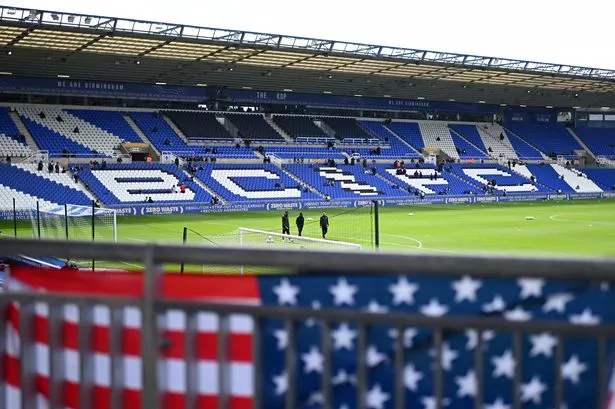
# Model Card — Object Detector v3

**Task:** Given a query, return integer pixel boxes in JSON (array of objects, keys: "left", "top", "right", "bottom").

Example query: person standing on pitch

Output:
[
  {"left": 320, "top": 211, "right": 329, "bottom": 239},
  {"left": 296, "top": 212, "right": 305, "bottom": 236},
  {"left": 282, "top": 211, "right": 290, "bottom": 239}
]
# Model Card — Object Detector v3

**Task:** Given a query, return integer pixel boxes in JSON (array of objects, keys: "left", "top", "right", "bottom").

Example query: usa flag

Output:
[
  {"left": 3, "top": 266, "right": 259, "bottom": 409},
  {"left": 257, "top": 274, "right": 615, "bottom": 409}
]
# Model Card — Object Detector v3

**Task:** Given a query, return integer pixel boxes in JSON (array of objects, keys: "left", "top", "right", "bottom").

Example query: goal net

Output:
[
  {"left": 181, "top": 226, "right": 361, "bottom": 274},
  {"left": 29, "top": 203, "right": 117, "bottom": 242}
]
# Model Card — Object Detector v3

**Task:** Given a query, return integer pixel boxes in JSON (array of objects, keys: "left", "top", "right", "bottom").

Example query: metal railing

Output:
[{"left": 1, "top": 237, "right": 615, "bottom": 409}]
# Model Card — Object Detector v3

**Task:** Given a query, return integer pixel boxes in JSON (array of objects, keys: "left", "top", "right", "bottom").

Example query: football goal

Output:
[{"left": 29, "top": 203, "right": 117, "bottom": 242}]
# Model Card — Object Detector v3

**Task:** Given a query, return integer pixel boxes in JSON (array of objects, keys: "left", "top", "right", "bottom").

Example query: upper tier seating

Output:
[
  {"left": 272, "top": 116, "right": 328, "bottom": 139},
  {"left": 0, "top": 163, "right": 91, "bottom": 210},
  {"left": 449, "top": 133, "right": 489, "bottom": 159},
  {"left": 386, "top": 122, "right": 425, "bottom": 152},
  {"left": 448, "top": 124, "right": 488, "bottom": 153},
  {"left": 284, "top": 164, "right": 392, "bottom": 199},
  {"left": 376, "top": 164, "right": 479, "bottom": 195},
  {"left": 573, "top": 127, "right": 615, "bottom": 158},
  {"left": 67, "top": 110, "right": 142, "bottom": 143},
  {"left": 0, "top": 107, "right": 30, "bottom": 157},
  {"left": 192, "top": 163, "right": 322, "bottom": 202},
  {"left": 506, "top": 123, "right": 582, "bottom": 158},
  {"left": 417, "top": 121, "right": 459, "bottom": 159},
  {"left": 225, "top": 114, "right": 283, "bottom": 141},
  {"left": 359, "top": 121, "right": 421, "bottom": 159},
  {"left": 76, "top": 163, "right": 212, "bottom": 204},
  {"left": 476, "top": 123, "right": 520, "bottom": 160},
  {"left": 163, "top": 111, "right": 232, "bottom": 140},
  {"left": 580, "top": 168, "right": 615, "bottom": 191},
  {"left": 129, "top": 112, "right": 202, "bottom": 156},
  {"left": 16, "top": 106, "right": 133, "bottom": 156},
  {"left": 322, "top": 117, "right": 374, "bottom": 141}
]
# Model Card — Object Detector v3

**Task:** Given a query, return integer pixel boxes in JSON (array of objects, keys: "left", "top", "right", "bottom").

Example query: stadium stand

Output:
[
  {"left": 377, "top": 164, "right": 480, "bottom": 195},
  {"left": 581, "top": 168, "right": 615, "bottom": 191},
  {"left": 129, "top": 112, "right": 201, "bottom": 156},
  {"left": 448, "top": 124, "right": 489, "bottom": 153},
  {"left": 0, "top": 107, "right": 31, "bottom": 157},
  {"left": 15, "top": 106, "right": 129, "bottom": 156},
  {"left": 573, "top": 127, "right": 615, "bottom": 158},
  {"left": 0, "top": 163, "right": 91, "bottom": 209},
  {"left": 284, "top": 164, "right": 391, "bottom": 198},
  {"left": 359, "top": 121, "right": 421, "bottom": 159},
  {"left": 417, "top": 121, "right": 460, "bottom": 159},
  {"left": 449, "top": 132, "right": 489, "bottom": 159},
  {"left": 192, "top": 163, "right": 322, "bottom": 201},
  {"left": 75, "top": 163, "right": 212, "bottom": 204},
  {"left": 475, "top": 123, "right": 519, "bottom": 160},
  {"left": 272, "top": 115, "right": 329, "bottom": 139},
  {"left": 386, "top": 122, "right": 425, "bottom": 152},
  {"left": 162, "top": 111, "right": 233, "bottom": 140},
  {"left": 265, "top": 146, "right": 345, "bottom": 160},
  {"left": 451, "top": 163, "right": 545, "bottom": 193},
  {"left": 66, "top": 109, "right": 142, "bottom": 143},
  {"left": 505, "top": 123, "right": 583, "bottom": 158},
  {"left": 322, "top": 117, "right": 375, "bottom": 141},
  {"left": 225, "top": 113, "right": 284, "bottom": 141},
  {"left": 524, "top": 164, "right": 588, "bottom": 193}
]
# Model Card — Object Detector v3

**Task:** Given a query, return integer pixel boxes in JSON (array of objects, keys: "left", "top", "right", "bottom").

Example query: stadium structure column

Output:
[
  {"left": 180, "top": 226, "right": 188, "bottom": 274},
  {"left": 91, "top": 200, "right": 95, "bottom": 271},
  {"left": 36, "top": 201, "right": 41, "bottom": 239},
  {"left": 64, "top": 203, "right": 69, "bottom": 241},
  {"left": 12, "top": 197, "right": 17, "bottom": 237}
]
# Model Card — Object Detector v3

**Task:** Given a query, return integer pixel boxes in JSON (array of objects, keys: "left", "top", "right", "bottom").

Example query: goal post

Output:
[{"left": 29, "top": 202, "right": 117, "bottom": 242}]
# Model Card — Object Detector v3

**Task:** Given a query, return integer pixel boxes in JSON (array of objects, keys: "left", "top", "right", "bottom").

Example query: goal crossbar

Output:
[{"left": 238, "top": 227, "right": 362, "bottom": 250}]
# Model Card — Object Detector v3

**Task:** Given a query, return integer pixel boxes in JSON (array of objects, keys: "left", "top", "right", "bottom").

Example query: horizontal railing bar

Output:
[
  {"left": 0, "top": 292, "right": 142, "bottom": 307},
  {"left": 154, "top": 299, "right": 615, "bottom": 336},
  {"left": 2, "top": 237, "right": 615, "bottom": 281}
]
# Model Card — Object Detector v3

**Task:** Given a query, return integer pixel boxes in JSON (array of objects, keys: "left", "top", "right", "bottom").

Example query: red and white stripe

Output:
[{"left": 3, "top": 266, "right": 261, "bottom": 409}]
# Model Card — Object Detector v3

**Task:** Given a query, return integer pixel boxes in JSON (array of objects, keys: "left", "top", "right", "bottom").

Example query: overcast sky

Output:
[{"left": 9, "top": 0, "right": 615, "bottom": 70}]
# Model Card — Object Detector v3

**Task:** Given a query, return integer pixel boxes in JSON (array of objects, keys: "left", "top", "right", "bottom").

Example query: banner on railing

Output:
[{"left": 0, "top": 192, "right": 611, "bottom": 220}]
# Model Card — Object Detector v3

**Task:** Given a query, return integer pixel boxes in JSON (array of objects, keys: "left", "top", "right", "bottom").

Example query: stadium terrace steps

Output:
[
  {"left": 359, "top": 121, "right": 422, "bottom": 159},
  {"left": 567, "top": 127, "right": 601, "bottom": 159},
  {"left": 18, "top": 115, "right": 96, "bottom": 157},
  {"left": 122, "top": 114, "right": 158, "bottom": 154},
  {"left": 386, "top": 122, "right": 425, "bottom": 152},
  {"left": 448, "top": 124, "right": 488, "bottom": 153},
  {"left": 162, "top": 111, "right": 233, "bottom": 141},
  {"left": 509, "top": 164, "right": 554, "bottom": 192},
  {"left": 447, "top": 126, "right": 489, "bottom": 159},
  {"left": 0, "top": 108, "right": 34, "bottom": 156},
  {"left": 14, "top": 163, "right": 96, "bottom": 200},
  {"left": 0, "top": 163, "right": 92, "bottom": 208},
  {"left": 225, "top": 113, "right": 284, "bottom": 141},
  {"left": 321, "top": 117, "right": 374, "bottom": 141},
  {"left": 275, "top": 165, "right": 326, "bottom": 198},
  {"left": 271, "top": 115, "right": 329, "bottom": 139},
  {"left": 476, "top": 123, "right": 519, "bottom": 160},
  {"left": 67, "top": 110, "right": 142, "bottom": 144},
  {"left": 15, "top": 107, "right": 126, "bottom": 156},
  {"left": 551, "top": 164, "right": 602, "bottom": 193},
  {"left": 189, "top": 174, "right": 226, "bottom": 204},
  {"left": 0, "top": 184, "right": 56, "bottom": 211},
  {"left": 580, "top": 168, "right": 615, "bottom": 191},
  {"left": 524, "top": 164, "right": 577, "bottom": 193},
  {"left": 161, "top": 114, "right": 190, "bottom": 144},
  {"left": 416, "top": 121, "right": 459, "bottom": 159},
  {"left": 129, "top": 112, "right": 202, "bottom": 157}
]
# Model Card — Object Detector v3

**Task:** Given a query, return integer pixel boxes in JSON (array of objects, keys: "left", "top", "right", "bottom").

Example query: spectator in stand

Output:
[{"left": 180, "top": 183, "right": 186, "bottom": 193}]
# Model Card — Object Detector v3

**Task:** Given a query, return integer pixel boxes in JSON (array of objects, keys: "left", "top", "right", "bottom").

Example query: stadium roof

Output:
[{"left": 1, "top": 5, "right": 614, "bottom": 108}]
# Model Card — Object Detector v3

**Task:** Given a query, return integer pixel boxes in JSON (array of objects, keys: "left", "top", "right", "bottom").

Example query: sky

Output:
[{"left": 9, "top": 0, "right": 615, "bottom": 70}]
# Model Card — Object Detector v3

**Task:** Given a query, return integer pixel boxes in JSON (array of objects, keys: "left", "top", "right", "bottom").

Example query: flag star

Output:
[
  {"left": 451, "top": 275, "right": 482, "bottom": 302},
  {"left": 482, "top": 295, "right": 507, "bottom": 313},
  {"left": 365, "top": 300, "right": 389, "bottom": 314},
  {"left": 329, "top": 278, "right": 358, "bottom": 306},
  {"left": 561, "top": 355, "right": 587, "bottom": 384},
  {"left": 520, "top": 376, "right": 547, "bottom": 404},
  {"left": 485, "top": 398, "right": 511, "bottom": 409},
  {"left": 366, "top": 384, "right": 390, "bottom": 409},
  {"left": 389, "top": 276, "right": 418, "bottom": 305},
  {"left": 542, "top": 292, "right": 574, "bottom": 313},
  {"left": 306, "top": 300, "right": 322, "bottom": 326},
  {"left": 491, "top": 349, "right": 515, "bottom": 379},
  {"left": 517, "top": 277, "right": 545, "bottom": 299},
  {"left": 404, "top": 363, "right": 423, "bottom": 391},
  {"left": 273, "top": 328, "right": 288, "bottom": 350},
  {"left": 600, "top": 282, "right": 609, "bottom": 291},
  {"left": 420, "top": 299, "right": 449, "bottom": 317},
  {"left": 332, "top": 369, "right": 351, "bottom": 385},
  {"left": 273, "top": 278, "right": 299, "bottom": 305},
  {"left": 332, "top": 322, "right": 357, "bottom": 350},
  {"left": 301, "top": 346, "right": 323, "bottom": 373},
  {"left": 366, "top": 345, "right": 387, "bottom": 367},
  {"left": 272, "top": 371, "right": 287, "bottom": 395},
  {"left": 307, "top": 391, "right": 323, "bottom": 405},
  {"left": 455, "top": 370, "right": 477, "bottom": 398},
  {"left": 504, "top": 306, "right": 532, "bottom": 321},
  {"left": 530, "top": 333, "right": 558, "bottom": 357},
  {"left": 388, "top": 327, "right": 418, "bottom": 348},
  {"left": 430, "top": 342, "right": 459, "bottom": 371},
  {"left": 569, "top": 308, "right": 601, "bottom": 325},
  {"left": 421, "top": 396, "right": 450, "bottom": 409},
  {"left": 465, "top": 329, "right": 495, "bottom": 350}
]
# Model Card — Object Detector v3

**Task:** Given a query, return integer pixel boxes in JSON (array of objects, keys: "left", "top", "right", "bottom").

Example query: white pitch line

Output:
[
  {"left": 549, "top": 214, "right": 615, "bottom": 226},
  {"left": 126, "top": 237, "right": 148, "bottom": 242},
  {"left": 383, "top": 233, "right": 423, "bottom": 249}
]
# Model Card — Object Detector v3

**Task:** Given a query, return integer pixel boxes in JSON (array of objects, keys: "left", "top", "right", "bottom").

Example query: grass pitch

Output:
[{"left": 2, "top": 199, "right": 615, "bottom": 271}]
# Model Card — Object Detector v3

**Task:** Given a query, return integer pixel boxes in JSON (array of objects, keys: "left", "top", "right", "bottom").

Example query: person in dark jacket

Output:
[
  {"left": 282, "top": 211, "right": 290, "bottom": 238},
  {"left": 296, "top": 212, "right": 305, "bottom": 236},
  {"left": 320, "top": 211, "right": 329, "bottom": 239}
]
